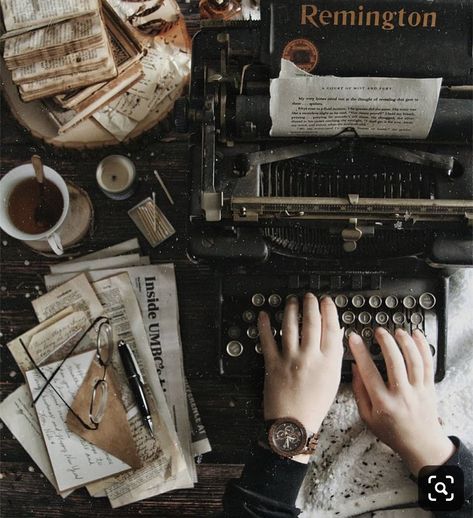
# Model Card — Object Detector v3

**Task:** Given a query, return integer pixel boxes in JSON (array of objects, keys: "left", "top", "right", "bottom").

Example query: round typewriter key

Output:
[
  {"left": 341, "top": 311, "right": 356, "bottom": 325},
  {"left": 361, "top": 327, "right": 374, "bottom": 340},
  {"left": 410, "top": 312, "right": 423, "bottom": 325},
  {"left": 247, "top": 326, "right": 259, "bottom": 339},
  {"left": 251, "top": 293, "right": 265, "bottom": 307},
  {"left": 351, "top": 295, "right": 365, "bottom": 308},
  {"left": 271, "top": 327, "right": 277, "bottom": 337},
  {"left": 255, "top": 343, "right": 263, "bottom": 355},
  {"left": 430, "top": 344, "right": 436, "bottom": 356},
  {"left": 268, "top": 294, "right": 282, "bottom": 307},
  {"left": 275, "top": 311, "right": 284, "bottom": 323},
  {"left": 368, "top": 295, "right": 382, "bottom": 309},
  {"left": 402, "top": 295, "right": 416, "bottom": 309},
  {"left": 345, "top": 327, "right": 355, "bottom": 339},
  {"left": 392, "top": 312, "right": 406, "bottom": 325},
  {"left": 375, "top": 312, "right": 389, "bottom": 325},
  {"left": 419, "top": 292, "right": 437, "bottom": 310},
  {"left": 385, "top": 295, "right": 399, "bottom": 309},
  {"left": 226, "top": 341, "right": 243, "bottom": 357},
  {"left": 242, "top": 310, "right": 256, "bottom": 323},
  {"left": 227, "top": 326, "right": 241, "bottom": 339},
  {"left": 335, "top": 294, "right": 348, "bottom": 308},
  {"left": 358, "top": 311, "right": 372, "bottom": 325}
]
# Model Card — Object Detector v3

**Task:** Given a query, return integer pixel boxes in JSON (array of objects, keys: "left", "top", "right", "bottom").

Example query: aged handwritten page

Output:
[
  {"left": 25, "top": 350, "right": 132, "bottom": 492},
  {"left": 32, "top": 273, "right": 103, "bottom": 323},
  {"left": 7, "top": 307, "right": 74, "bottom": 372},
  {"left": 270, "top": 59, "right": 442, "bottom": 139},
  {"left": 0, "top": 385, "right": 73, "bottom": 498}
]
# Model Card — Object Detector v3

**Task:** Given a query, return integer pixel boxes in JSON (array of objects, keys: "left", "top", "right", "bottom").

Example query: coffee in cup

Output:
[{"left": 0, "top": 164, "right": 70, "bottom": 255}]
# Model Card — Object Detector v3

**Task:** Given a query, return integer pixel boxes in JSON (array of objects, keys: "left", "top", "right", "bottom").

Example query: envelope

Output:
[{"left": 66, "top": 359, "right": 141, "bottom": 469}]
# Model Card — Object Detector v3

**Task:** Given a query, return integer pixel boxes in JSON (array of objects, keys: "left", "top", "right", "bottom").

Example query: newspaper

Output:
[
  {"left": 270, "top": 59, "right": 442, "bottom": 139},
  {"left": 89, "top": 273, "right": 192, "bottom": 507},
  {"left": 0, "top": 0, "right": 99, "bottom": 35},
  {"left": 44, "top": 265, "right": 201, "bottom": 479},
  {"left": 185, "top": 379, "right": 211, "bottom": 456}
]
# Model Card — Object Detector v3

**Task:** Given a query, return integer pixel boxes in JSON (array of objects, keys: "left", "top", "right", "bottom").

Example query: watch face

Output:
[{"left": 269, "top": 419, "right": 307, "bottom": 457}]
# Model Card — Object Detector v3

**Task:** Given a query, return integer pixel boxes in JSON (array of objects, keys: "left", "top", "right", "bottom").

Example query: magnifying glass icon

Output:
[{"left": 435, "top": 481, "right": 448, "bottom": 496}]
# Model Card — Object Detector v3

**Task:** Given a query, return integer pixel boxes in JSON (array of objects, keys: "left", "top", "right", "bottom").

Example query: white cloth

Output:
[{"left": 298, "top": 269, "right": 473, "bottom": 518}]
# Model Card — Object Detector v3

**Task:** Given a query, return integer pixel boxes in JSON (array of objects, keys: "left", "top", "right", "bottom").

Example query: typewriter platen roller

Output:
[{"left": 185, "top": 0, "right": 473, "bottom": 381}]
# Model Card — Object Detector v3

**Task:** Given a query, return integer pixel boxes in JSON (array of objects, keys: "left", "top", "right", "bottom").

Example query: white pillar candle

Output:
[{"left": 96, "top": 155, "right": 136, "bottom": 200}]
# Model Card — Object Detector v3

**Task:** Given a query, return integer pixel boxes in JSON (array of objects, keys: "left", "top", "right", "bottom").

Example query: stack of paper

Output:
[
  {"left": 1, "top": 0, "right": 117, "bottom": 101},
  {"left": 0, "top": 239, "right": 210, "bottom": 507}
]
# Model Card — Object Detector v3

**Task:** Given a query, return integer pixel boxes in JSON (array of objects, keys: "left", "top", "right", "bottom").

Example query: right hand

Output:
[{"left": 349, "top": 328, "right": 455, "bottom": 476}]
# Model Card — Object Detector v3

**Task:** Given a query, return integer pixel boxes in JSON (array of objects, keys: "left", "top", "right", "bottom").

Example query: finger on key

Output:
[
  {"left": 395, "top": 328, "right": 423, "bottom": 385},
  {"left": 349, "top": 332, "right": 387, "bottom": 402},
  {"left": 282, "top": 296, "right": 299, "bottom": 356},
  {"left": 320, "top": 296, "right": 343, "bottom": 357},
  {"left": 258, "top": 311, "right": 278, "bottom": 364},
  {"left": 412, "top": 329, "right": 434, "bottom": 385},
  {"left": 375, "top": 327, "right": 409, "bottom": 388},
  {"left": 301, "top": 293, "right": 321, "bottom": 352}
]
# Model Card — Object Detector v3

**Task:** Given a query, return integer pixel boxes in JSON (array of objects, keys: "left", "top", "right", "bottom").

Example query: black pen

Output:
[{"left": 118, "top": 340, "right": 155, "bottom": 438}]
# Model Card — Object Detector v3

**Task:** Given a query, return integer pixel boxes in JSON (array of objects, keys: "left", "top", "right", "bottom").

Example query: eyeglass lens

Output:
[
  {"left": 89, "top": 378, "right": 109, "bottom": 425},
  {"left": 97, "top": 321, "right": 113, "bottom": 366}
]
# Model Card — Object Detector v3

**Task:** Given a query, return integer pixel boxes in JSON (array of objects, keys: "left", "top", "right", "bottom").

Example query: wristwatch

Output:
[{"left": 262, "top": 417, "right": 318, "bottom": 459}]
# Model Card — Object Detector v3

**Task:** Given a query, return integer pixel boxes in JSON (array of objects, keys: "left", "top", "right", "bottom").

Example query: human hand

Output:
[
  {"left": 349, "top": 328, "right": 455, "bottom": 476},
  {"left": 258, "top": 294, "right": 344, "bottom": 462}
]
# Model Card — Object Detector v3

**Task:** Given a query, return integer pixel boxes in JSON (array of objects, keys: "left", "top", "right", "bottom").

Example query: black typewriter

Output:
[{"left": 180, "top": 0, "right": 473, "bottom": 382}]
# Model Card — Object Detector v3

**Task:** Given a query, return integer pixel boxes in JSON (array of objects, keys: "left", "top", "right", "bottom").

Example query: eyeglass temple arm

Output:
[{"left": 19, "top": 337, "right": 75, "bottom": 409}]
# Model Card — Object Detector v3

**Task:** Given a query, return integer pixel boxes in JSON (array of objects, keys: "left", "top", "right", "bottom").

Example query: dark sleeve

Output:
[
  {"left": 431, "top": 436, "right": 473, "bottom": 518},
  {"left": 221, "top": 442, "right": 309, "bottom": 517}
]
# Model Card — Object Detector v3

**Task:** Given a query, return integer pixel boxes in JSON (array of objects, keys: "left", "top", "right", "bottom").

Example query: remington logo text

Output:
[{"left": 301, "top": 5, "right": 437, "bottom": 30}]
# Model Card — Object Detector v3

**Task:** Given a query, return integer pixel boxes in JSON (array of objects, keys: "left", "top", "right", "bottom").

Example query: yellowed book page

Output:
[
  {"left": 7, "top": 309, "right": 93, "bottom": 374},
  {"left": 4, "top": 14, "right": 102, "bottom": 61},
  {"left": 0, "top": 0, "right": 99, "bottom": 32},
  {"left": 32, "top": 273, "right": 103, "bottom": 323},
  {"left": 12, "top": 45, "right": 111, "bottom": 83}
]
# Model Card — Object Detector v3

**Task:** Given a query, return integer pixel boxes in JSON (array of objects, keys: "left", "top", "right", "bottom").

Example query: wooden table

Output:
[{"left": 0, "top": 3, "right": 264, "bottom": 515}]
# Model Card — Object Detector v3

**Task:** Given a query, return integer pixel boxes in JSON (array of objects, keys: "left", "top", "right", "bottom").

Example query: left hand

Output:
[{"left": 258, "top": 294, "right": 344, "bottom": 462}]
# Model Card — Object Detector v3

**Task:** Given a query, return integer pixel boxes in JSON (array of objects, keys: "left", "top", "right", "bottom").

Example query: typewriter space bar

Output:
[{"left": 232, "top": 196, "right": 473, "bottom": 222}]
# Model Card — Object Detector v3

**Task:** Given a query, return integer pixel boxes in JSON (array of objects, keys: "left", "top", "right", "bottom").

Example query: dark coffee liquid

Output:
[{"left": 8, "top": 178, "right": 64, "bottom": 234}]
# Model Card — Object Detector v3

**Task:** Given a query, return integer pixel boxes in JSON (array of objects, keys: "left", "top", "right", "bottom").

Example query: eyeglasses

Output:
[{"left": 20, "top": 316, "right": 114, "bottom": 430}]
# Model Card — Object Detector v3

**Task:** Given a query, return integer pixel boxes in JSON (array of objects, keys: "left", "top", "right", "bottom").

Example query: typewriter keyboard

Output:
[{"left": 219, "top": 274, "right": 445, "bottom": 381}]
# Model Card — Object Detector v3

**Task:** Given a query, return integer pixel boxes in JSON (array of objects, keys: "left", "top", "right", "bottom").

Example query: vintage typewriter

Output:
[{"left": 180, "top": 0, "right": 473, "bottom": 382}]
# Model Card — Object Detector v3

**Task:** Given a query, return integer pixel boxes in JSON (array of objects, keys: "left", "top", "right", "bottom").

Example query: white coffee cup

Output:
[{"left": 0, "top": 164, "right": 70, "bottom": 255}]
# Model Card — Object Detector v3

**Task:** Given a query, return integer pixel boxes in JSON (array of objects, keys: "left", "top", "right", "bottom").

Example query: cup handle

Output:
[{"left": 47, "top": 232, "right": 64, "bottom": 256}]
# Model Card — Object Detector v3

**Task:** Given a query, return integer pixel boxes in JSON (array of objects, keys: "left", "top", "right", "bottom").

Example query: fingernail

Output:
[
  {"left": 305, "top": 291, "right": 315, "bottom": 299},
  {"left": 348, "top": 332, "right": 362, "bottom": 343},
  {"left": 258, "top": 311, "right": 267, "bottom": 320}
]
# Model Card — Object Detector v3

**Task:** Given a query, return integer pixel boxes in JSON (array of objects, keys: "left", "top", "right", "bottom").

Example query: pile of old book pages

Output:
[
  {"left": 0, "top": 239, "right": 211, "bottom": 507},
  {"left": 0, "top": 0, "right": 189, "bottom": 140}
]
